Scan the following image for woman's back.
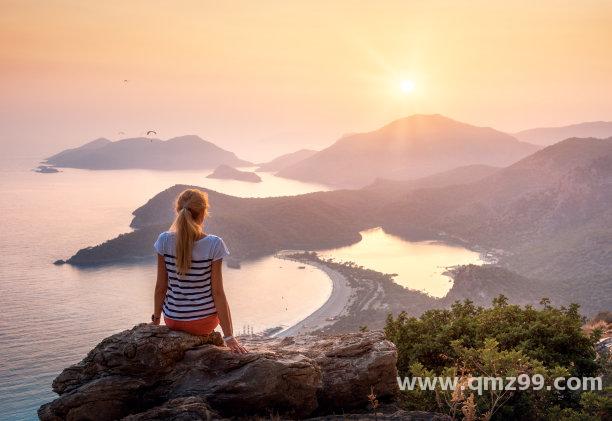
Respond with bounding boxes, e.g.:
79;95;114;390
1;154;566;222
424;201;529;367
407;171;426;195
151;188;246;352
154;231;229;320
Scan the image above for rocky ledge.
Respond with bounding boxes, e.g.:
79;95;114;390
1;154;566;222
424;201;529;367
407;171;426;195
38;324;447;420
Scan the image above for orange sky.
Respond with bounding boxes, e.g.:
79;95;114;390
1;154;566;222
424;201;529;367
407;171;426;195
1;0;611;161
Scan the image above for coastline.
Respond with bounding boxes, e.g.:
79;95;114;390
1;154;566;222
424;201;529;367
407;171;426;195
274;252;353;337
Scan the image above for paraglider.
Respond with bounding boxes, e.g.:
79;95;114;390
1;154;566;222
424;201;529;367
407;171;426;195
146;131;157;142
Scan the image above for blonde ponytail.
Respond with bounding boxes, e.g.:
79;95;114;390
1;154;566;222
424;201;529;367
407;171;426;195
170;189;209;275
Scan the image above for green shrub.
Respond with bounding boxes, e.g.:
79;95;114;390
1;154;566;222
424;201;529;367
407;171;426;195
385;296;608;420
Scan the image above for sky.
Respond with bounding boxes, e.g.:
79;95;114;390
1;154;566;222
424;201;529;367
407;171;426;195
1;0;611;162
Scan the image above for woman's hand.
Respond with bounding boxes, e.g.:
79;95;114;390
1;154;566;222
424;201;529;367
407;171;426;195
212;260;246;354
151;314;161;325
225;337;248;354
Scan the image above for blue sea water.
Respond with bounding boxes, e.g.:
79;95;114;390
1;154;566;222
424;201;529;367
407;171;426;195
0;156;484;420
0;156;333;420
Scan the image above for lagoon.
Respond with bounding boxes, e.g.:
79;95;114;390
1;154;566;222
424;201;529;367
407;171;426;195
319;227;483;297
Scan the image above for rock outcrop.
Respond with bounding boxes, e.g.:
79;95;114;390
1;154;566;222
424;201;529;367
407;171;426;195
38;324;402;420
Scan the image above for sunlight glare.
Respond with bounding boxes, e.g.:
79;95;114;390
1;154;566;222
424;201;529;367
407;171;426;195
400;79;415;94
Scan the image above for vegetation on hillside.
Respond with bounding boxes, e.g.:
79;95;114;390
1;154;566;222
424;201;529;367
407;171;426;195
385;297;611;420
292;253;560;335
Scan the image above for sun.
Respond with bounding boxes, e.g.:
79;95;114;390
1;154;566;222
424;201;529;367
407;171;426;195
400;79;415;94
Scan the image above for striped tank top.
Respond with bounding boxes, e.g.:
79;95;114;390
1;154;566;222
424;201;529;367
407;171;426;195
154;231;230;321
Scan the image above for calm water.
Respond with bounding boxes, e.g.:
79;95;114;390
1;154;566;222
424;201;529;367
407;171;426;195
0;156;332;420
0;156;483;420
320;227;483;298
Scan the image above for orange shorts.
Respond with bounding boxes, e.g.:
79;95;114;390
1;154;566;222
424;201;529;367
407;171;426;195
164;314;220;336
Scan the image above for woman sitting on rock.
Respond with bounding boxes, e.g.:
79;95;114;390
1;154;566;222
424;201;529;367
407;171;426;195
151;188;247;354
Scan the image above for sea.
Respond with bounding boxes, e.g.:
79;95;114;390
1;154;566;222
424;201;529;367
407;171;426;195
0;155;482;420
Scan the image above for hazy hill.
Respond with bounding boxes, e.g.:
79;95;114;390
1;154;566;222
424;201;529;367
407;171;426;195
206;165;262;183
380;137;612;311
45;137;111;162
277;114;538;187
256;149;317;172
514;121;612;145
45;135;251;170
366;164;499;194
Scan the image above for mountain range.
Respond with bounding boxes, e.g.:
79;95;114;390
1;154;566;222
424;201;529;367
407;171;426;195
45;135;251;170
63;136;612;315
276;114;539;187
365;164;500;193
514;121;612;146
256;149;318;172
46;115;612;181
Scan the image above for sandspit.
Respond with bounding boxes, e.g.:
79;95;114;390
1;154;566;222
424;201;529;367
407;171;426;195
275;252;353;337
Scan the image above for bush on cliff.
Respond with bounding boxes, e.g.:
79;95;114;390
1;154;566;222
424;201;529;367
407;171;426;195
384;296;610;420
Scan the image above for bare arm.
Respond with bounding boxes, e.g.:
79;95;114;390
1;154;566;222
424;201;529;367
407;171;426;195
152;254;168;324
211;259;247;353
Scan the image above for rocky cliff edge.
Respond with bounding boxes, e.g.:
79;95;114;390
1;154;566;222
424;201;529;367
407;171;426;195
38;324;449;420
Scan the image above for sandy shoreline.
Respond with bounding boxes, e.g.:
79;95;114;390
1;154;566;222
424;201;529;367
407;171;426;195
275;252;353;337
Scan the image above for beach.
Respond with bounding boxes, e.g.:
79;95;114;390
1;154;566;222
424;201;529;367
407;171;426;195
275;253;354;337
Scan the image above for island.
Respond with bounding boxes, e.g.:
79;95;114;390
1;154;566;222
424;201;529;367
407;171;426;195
33;165;60;173
44;135;252;170
206;165;262;183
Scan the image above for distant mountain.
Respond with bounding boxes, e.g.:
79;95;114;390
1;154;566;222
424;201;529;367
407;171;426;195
256;149;318;172
277;115;538;187
45;135;251;170
366;164;500;193
206;165;262;183
46;138;112;163
514;121;612;146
